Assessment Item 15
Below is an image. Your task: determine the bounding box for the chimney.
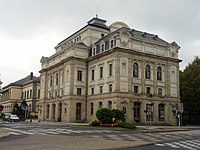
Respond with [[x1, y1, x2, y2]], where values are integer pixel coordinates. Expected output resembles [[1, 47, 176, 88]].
[[30, 72, 33, 80]]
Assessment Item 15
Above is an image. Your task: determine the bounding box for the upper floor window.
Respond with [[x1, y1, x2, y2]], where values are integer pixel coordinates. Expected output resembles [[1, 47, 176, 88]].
[[109, 64, 113, 76], [101, 44, 104, 52], [77, 70, 82, 81], [158, 88, 162, 96], [145, 65, 151, 79], [91, 88, 94, 95], [91, 69, 95, 81], [133, 63, 139, 78], [110, 40, 114, 48], [93, 48, 96, 56], [134, 86, 139, 93], [100, 86, 103, 94], [30, 90, 32, 98], [157, 66, 162, 81], [77, 88, 82, 95], [100, 67, 103, 78], [56, 73, 59, 85], [109, 84, 112, 93], [50, 75, 53, 87], [146, 87, 151, 95]]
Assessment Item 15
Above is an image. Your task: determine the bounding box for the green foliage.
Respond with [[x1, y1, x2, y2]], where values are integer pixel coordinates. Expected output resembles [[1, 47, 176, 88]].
[[95, 108, 125, 125], [120, 122, 136, 129], [101, 117, 113, 124], [112, 109, 125, 122], [96, 108, 113, 123], [180, 56, 200, 114], [90, 120, 100, 126]]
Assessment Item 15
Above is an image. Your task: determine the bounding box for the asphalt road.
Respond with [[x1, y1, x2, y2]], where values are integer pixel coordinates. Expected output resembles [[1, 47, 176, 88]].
[[0, 121, 200, 150]]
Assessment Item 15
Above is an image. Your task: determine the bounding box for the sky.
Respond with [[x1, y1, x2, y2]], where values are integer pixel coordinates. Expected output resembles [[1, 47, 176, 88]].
[[0, 0, 200, 87]]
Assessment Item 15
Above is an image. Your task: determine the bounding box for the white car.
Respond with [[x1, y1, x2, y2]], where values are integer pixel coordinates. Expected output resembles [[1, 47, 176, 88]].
[[9, 114, 19, 122]]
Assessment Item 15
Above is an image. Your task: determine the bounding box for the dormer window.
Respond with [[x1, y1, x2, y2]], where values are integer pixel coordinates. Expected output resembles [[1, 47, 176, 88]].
[[110, 40, 114, 48], [93, 48, 96, 56], [101, 44, 104, 52], [101, 34, 105, 37]]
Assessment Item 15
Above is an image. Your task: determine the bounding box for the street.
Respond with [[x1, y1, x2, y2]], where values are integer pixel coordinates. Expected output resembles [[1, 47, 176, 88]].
[[0, 120, 200, 150]]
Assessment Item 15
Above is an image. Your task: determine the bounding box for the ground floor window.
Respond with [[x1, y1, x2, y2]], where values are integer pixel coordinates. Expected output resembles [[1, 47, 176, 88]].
[[134, 102, 140, 122], [159, 104, 165, 121]]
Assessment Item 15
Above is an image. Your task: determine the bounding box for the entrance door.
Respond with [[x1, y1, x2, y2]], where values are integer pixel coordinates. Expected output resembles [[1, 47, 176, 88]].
[[76, 103, 81, 121], [134, 102, 141, 122]]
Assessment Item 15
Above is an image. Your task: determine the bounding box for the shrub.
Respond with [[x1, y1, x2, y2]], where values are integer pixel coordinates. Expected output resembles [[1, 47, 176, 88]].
[[90, 120, 100, 126], [120, 122, 137, 129], [101, 117, 113, 124], [112, 109, 125, 122], [96, 108, 112, 123]]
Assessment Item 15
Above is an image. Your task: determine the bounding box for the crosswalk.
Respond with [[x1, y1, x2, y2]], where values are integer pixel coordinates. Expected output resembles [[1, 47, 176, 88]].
[[155, 139, 200, 150], [3, 126, 200, 144]]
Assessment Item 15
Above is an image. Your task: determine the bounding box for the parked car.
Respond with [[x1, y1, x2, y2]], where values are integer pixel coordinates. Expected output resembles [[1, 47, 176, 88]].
[[2, 113, 11, 121], [8, 114, 19, 122]]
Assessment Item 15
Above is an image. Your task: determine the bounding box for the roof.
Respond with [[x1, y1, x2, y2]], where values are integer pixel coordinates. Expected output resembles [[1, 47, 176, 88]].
[[95, 27, 169, 46], [57, 17, 109, 46], [2, 75, 40, 90]]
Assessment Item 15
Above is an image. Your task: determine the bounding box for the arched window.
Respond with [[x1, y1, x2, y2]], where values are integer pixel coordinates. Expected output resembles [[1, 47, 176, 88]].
[[157, 66, 162, 81], [145, 65, 151, 79], [133, 63, 138, 78]]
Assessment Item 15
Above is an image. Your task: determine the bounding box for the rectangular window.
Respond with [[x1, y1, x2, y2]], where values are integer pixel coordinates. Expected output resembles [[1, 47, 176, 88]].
[[122, 63, 126, 76], [109, 84, 112, 93], [77, 70, 82, 81], [91, 88, 94, 95], [91, 103, 94, 115], [146, 87, 151, 95], [91, 69, 94, 81], [55, 91, 58, 97], [77, 88, 82, 95], [27, 91, 29, 99], [99, 102, 102, 108], [109, 64, 113, 76], [38, 89, 40, 98], [30, 90, 32, 98], [49, 92, 51, 99], [110, 40, 114, 48], [100, 67, 103, 78], [56, 73, 59, 85], [101, 44, 104, 52], [134, 86, 139, 93], [123, 107, 126, 114], [50, 75, 53, 86], [158, 88, 162, 96], [100, 86, 103, 94], [108, 101, 112, 109]]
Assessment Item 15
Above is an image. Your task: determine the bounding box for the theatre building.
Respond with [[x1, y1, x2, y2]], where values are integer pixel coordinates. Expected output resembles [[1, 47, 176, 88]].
[[39, 17, 181, 125]]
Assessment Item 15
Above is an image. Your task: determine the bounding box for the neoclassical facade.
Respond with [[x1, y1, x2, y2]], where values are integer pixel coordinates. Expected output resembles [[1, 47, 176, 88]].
[[39, 17, 181, 125], [0, 72, 40, 118]]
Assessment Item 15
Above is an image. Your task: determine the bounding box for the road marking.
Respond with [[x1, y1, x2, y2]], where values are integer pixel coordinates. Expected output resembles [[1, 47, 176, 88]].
[[165, 143, 180, 148], [9, 132, 22, 135], [155, 144, 165, 146], [180, 141, 200, 149], [172, 142, 196, 150]]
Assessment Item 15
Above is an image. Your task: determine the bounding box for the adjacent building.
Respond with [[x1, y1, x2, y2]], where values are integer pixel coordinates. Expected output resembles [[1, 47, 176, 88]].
[[39, 17, 181, 125], [0, 72, 40, 118]]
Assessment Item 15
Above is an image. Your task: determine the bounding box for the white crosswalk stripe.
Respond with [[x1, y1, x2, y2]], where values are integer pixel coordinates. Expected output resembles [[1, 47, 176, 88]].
[[156, 139, 200, 150]]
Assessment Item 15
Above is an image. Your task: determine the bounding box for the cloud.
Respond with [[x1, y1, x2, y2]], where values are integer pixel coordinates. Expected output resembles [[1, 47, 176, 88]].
[[0, 0, 200, 86]]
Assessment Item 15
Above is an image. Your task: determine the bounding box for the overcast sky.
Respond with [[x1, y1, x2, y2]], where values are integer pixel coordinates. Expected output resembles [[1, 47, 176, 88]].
[[0, 0, 200, 87]]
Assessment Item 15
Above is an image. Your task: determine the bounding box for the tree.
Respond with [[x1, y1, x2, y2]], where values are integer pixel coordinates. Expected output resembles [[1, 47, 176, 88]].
[[180, 56, 200, 123]]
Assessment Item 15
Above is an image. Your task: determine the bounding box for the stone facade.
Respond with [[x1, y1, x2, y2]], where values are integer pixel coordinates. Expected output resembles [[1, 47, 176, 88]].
[[0, 72, 40, 118], [39, 17, 181, 125]]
